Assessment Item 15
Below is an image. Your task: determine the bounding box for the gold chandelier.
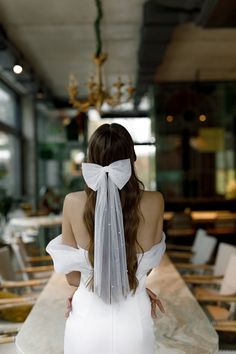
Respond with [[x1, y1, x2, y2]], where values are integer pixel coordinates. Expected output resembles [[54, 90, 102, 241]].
[[68, 1, 135, 113]]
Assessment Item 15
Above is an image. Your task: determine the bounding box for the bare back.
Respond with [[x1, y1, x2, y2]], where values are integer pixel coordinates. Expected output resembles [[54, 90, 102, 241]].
[[62, 190, 164, 252]]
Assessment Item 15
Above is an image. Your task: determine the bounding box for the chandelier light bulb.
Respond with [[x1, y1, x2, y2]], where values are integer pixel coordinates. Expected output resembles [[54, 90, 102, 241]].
[[68, 53, 135, 112]]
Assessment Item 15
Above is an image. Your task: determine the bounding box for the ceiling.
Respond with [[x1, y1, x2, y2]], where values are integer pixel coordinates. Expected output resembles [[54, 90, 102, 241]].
[[0, 0, 145, 99], [136, 0, 236, 97], [155, 23, 236, 82], [0, 0, 236, 104]]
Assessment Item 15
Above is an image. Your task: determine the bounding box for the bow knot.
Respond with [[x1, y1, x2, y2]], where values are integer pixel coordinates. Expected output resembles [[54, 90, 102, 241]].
[[102, 165, 110, 173], [82, 159, 131, 191]]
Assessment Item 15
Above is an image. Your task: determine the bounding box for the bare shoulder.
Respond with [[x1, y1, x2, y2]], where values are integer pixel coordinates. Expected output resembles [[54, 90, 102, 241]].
[[63, 191, 87, 209], [141, 190, 164, 203], [140, 190, 164, 215], [65, 191, 87, 201]]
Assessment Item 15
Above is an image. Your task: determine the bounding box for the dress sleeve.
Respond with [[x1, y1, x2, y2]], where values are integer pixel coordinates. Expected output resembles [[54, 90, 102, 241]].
[[137, 232, 166, 275], [149, 232, 166, 268], [46, 234, 92, 274]]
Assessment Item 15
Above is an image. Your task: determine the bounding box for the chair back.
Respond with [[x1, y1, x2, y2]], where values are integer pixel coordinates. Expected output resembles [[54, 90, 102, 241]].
[[10, 234, 30, 281], [214, 243, 236, 276], [15, 235, 28, 262], [191, 228, 217, 264], [0, 246, 16, 281], [220, 254, 236, 295]]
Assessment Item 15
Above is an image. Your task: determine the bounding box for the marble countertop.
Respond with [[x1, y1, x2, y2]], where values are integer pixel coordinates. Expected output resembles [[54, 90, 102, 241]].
[[15, 255, 218, 354], [147, 256, 219, 354]]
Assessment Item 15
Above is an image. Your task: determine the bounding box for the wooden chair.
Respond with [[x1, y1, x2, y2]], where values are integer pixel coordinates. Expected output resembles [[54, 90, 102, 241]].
[[0, 246, 49, 348], [177, 242, 236, 276], [16, 233, 52, 264], [0, 326, 19, 347], [10, 234, 53, 281], [0, 297, 36, 348], [0, 246, 48, 294], [168, 228, 217, 265], [185, 254, 236, 334]]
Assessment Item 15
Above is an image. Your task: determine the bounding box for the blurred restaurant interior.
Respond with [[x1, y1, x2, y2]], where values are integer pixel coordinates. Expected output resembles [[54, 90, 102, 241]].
[[0, 0, 236, 353]]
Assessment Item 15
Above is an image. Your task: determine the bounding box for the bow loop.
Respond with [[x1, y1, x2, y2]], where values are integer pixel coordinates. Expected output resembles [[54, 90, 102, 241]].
[[82, 159, 131, 191]]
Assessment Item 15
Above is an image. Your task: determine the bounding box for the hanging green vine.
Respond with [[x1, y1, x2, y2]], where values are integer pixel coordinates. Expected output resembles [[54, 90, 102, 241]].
[[94, 0, 103, 57]]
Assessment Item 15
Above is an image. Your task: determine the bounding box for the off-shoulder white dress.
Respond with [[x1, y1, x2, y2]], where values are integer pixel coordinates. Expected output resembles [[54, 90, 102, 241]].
[[46, 232, 166, 354]]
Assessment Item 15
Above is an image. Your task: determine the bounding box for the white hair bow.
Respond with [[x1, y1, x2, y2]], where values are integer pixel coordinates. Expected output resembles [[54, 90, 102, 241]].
[[82, 159, 131, 303]]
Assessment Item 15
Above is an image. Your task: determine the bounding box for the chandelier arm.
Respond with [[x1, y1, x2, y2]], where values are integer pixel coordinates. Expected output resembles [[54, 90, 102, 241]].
[[94, 0, 103, 57]]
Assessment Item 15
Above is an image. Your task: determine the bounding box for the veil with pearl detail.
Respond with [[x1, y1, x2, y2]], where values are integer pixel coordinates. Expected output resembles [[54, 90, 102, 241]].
[[81, 158, 132, 304]]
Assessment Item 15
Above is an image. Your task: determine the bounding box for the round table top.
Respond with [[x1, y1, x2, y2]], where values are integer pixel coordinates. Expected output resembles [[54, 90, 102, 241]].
[[9, 215, 62, 228]]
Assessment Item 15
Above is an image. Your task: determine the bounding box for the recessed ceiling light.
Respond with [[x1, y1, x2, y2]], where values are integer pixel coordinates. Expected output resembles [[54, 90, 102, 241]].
[[166, 115, 174, 123], [13, 64, 23, 74], [199, 114, 207, 122]]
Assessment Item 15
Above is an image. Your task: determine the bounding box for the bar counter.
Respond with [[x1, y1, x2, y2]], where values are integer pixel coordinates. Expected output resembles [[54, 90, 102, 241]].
[[15, 255, 218, 354], [164, 210, 236, 223]]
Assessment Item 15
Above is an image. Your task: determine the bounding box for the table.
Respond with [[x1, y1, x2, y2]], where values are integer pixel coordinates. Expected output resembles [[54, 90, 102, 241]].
[[9, 216, 62, 253], [191, 211, 236, 223], [164, 210, 236, 223], [15, 255, 218, 354], [9, 215, 62, 229]]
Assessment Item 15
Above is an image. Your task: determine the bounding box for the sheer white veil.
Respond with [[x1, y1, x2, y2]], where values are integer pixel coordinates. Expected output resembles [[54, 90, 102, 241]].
[[82, 159, 132, 304]]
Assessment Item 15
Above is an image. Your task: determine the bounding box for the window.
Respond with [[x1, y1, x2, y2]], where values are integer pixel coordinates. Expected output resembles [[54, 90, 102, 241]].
[[0, 81, 21, 200], [88, 115, 156, 190], [0, 83, 17, 127], [0, 132, 20, 198]]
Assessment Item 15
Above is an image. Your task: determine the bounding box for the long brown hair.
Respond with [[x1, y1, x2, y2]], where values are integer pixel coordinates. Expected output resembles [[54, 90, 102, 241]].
[[83, 123, 144, 292]]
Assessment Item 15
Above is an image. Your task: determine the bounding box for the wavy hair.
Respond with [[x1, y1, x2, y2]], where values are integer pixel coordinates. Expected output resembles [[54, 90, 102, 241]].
[[83, 123, 144, 292]]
